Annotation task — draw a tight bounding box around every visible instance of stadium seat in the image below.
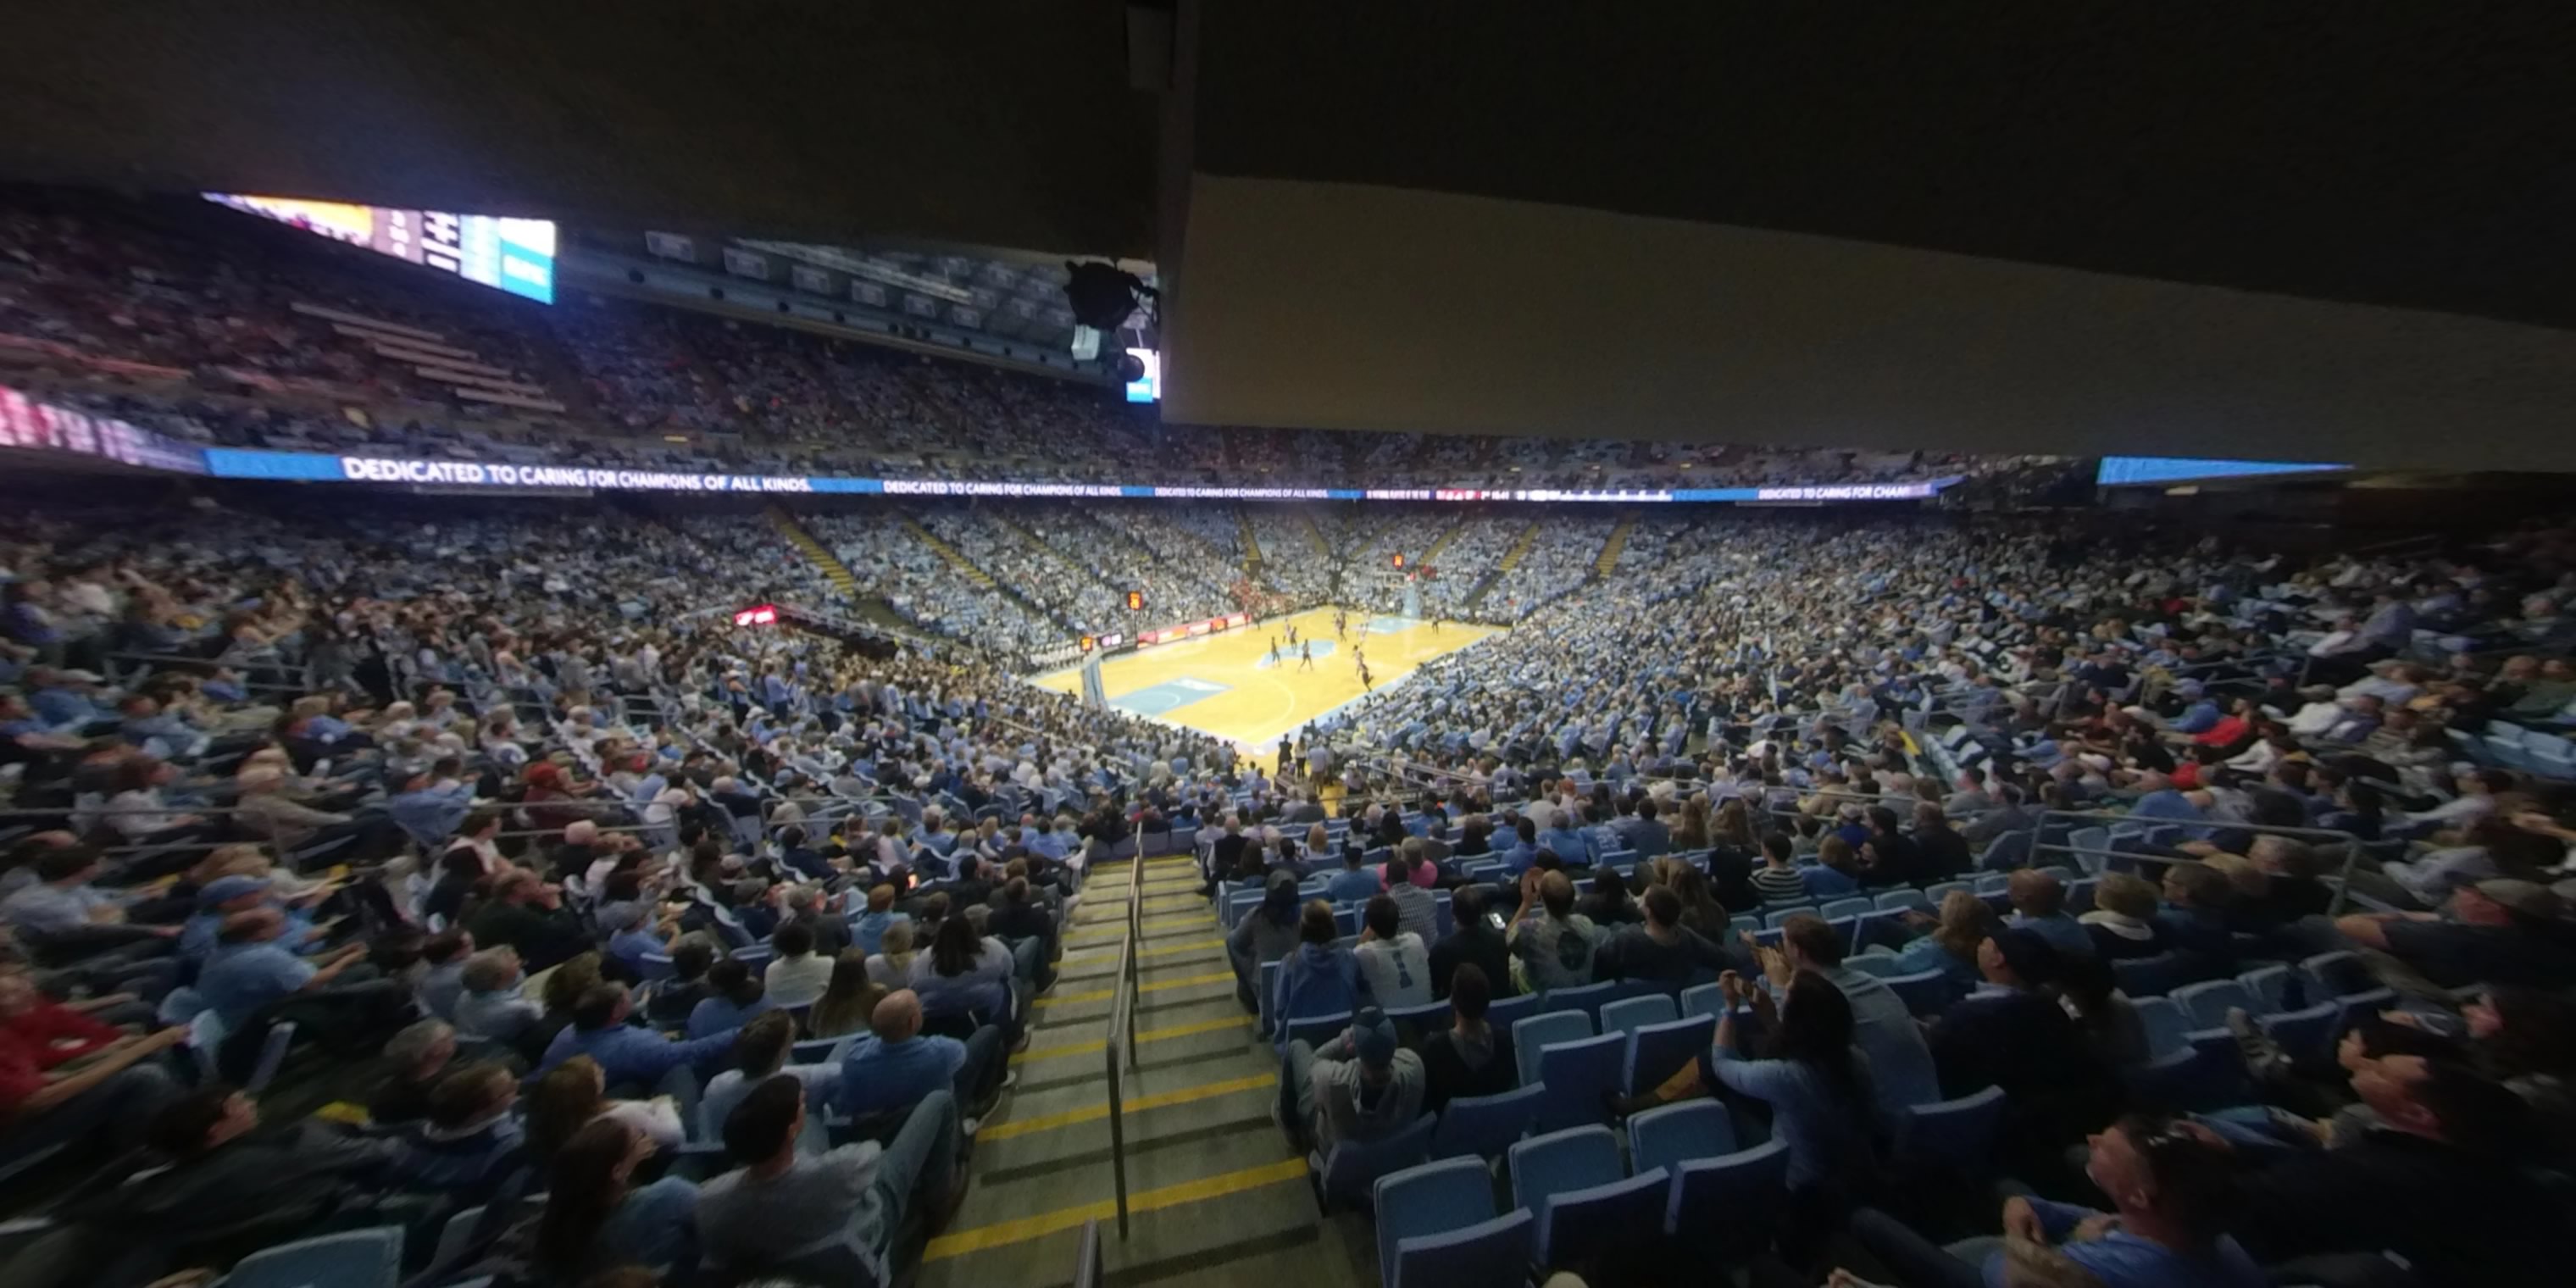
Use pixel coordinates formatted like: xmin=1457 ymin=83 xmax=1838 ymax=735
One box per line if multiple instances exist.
xmin=1430 ymin=1084 xmax=1546 ymax=1163
xmin=221 ymin=1227 xmax=404 ymax=1288
xmin=1507 ymin=1124 xmax=1624 ymax=1231
xmin=1538 ymin=980 xmax=1619 ymax=1022
xmin=1885 ymin=969 xmax=1956 ymax=1018
xmin=1894 ymin=1085 xmax=2008 ymax=1177
xmin=2257 ymin=1002 xmax=2344 ymax=1067
xmin=1597 ymin=994 xmax=1678 ymax=1035
xmin=1662 ymin=1141 xmax=1790 ymax=1256
xmin=1922 ymin=880 xmax=1969 ymax=906
xmin=1728 ymin=913 xmax=1761 ymax=937
xmin=1679 ymin=982 xmax=1727 ymax=1023
xmin=1391 ymin=1210 xmax=1535 ymax=1288
xmin=2112 ymin=952 xmax=2190 ymax=997
xmin=1976 ymin=831 xmax=2033 ymax=872
xmin=1313 ymin=1113 xmax=1436 ymax=1211
xmin=1874 ymin=889 xmax=1932 ymax=915
xmin=1531 ymin=1033 xmax=1627 ymax=1133
xmin=1374 ymin=1158 xmax=1499 ymax=1288
xmin=1285 ymin=1011 xmax=1352 ymax=1049
xmin=1512 ymin=1012 xmax=1596 ymax=1088
xmin=638 ymin=952 xmax=677 ymax=984
xmin=1623 ymin=1013 xmax=1715 ymax=1097
xmin=2299 ymin=950 xmax=2374 ymax=999
xmin=2238 ymin=964 xmax=2296 ymax=1015
xmin=1385 ymin=1001 xmax=1452 ymax=1044
xmin=1535 ymin=1167 xmax=1668 ymax=1269
xmin=1763 ymin=905 xmax=1819 ymax=928
xmin=1626 ymin=1099 xmax=1736 ymax=1174
xmin=2170 ymin=979 xmax=2254 ymax=1032
xmin=2132 ymin=996 xmax=2193 ymax=1060
xmin=1484 ymin=991 xmax=1541 ymax=1034
xmin=1821 ymin=897 xmax=1875 ymax=921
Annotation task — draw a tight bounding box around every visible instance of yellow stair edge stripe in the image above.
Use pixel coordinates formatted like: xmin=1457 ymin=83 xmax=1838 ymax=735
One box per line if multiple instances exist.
xmin=1058 ymin=938 xmax=1226 ymax=967
xmin=1064 ymin=913 xmax=1213 ymax=941
xmin=1012 ymin=1014 xmax=1249 ymax=1064
xmin=1035 ymin=969 xmax=1234 ymax=1008
xmin=923 ymin=1157 xmax=1308 ymax=1261
xmin=973 ymin=1072 xmax=1274 ymax=1142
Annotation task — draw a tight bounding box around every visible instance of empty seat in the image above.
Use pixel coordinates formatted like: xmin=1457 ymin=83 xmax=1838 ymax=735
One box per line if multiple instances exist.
xmin=222 ymin=1227 xmax=405 ymax=1288
xmin=1763 ymin=905 xmax=1820 ymax=928
xmin=2170 ymin=980 xmax=2254 ymax=1032
xmin=1513 ymin=1012 xmax=1597 ymax=1088
xmin=1391 ymin=1209 xmax=1534 ymax=1288
xmin=1538 ymin=980 xmax=1619 ymax=1022
xmin=1430 ymin=1084 xmax=1546 ymax=1163
xmin=2132 ymin=996 xmax=2193 ymax=1060
xmin=1313 ymin=1113 xmax=1436 ymax=1211
xmin=1485 ymin=992 xmax=1541 ymax=1034
xmin=1532 ymin=1033 xmax=1628 ymax=1133
xmin=1885 ymin=969 xmax=1957 ymax=1019
xmin=1624 ymin=1013 xmax=1716 ymax=1097
xmin=1598 ymin=994 xmax=1679 ymax=1035
xmin=1874 ymin=889 xmax=1933 ymax=915
xmin=1507 ymin=1124 xmax=1624 ymax=1230
xmin=1537 ymin=1167 xmax=1668 ymax=1269
xmin=1894 ymin=1085 xmax=2008 ymax=1177
xmin=1663 ymin=1141 xmax=1790 ymax=1257
xmin=1821 ymin=897 xmax=1875 ymax=921
xmin=2238 ymin=964 xmax=2296 ymax=1015
xmin=1842 ymin=952 xmax=1903 ymax=978
xmin=1374 ymin=1158 xmax=1499 ymax=1288
xmin=2299 ymin=950 xmax=2373 ymax=999
xmin=1922 ymin=880 xmax=1969 ymax=905
xmin=2257 ymin=1002 xmax=2343 ymax=1067
xmin=2112 ymin=952 xmax=2190 ymax=997
xmin=1679 ymin=981 xmax=1728 ymax=1023
xmin=1626 ymin=1099 xmax=1736 ymax=1174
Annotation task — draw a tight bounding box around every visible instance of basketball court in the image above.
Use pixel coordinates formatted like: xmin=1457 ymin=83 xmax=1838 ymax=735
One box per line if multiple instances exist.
xmin=1029 ymin=605 xmax=1500 ymax=763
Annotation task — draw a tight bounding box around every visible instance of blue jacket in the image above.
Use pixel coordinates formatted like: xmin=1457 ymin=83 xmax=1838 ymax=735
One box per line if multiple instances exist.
xmin=1272 ymin=943 xmax=1366 ymax=1050
xmin=541 ymin=1021 xmax=736 ymax=1085
xmin=836 ymin=1032 xmax=968 ymax=1117
xmin=1325 ymin=869 xmax=1382 ymax=904
xmin=1538 ymin=826 xmax=1598 ymax=867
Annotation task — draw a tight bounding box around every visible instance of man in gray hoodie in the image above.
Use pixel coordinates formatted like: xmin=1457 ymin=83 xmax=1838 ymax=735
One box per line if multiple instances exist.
xmin=1280 ymin=1007 xmax=1424 ymax=1160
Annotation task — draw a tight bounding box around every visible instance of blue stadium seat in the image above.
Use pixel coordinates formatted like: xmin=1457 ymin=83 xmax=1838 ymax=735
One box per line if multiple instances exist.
xmin=1921 ymin=880 xmax=1969 ymax=905
xmin=1334 ymin=905 xmax=1363 ymax=938
xmin=2299 ymin=950 xmax=2373 ymax=999
xmin=1623 ymin=1013 xmax=1715 ymax=1097
xmin=222 ymin=1227 xmax=404 ymax=1288
xmin=1842 ymin=952 xmax=1903 ymax=978
xmin=1391 ymin=1210 xmax=1534 ymax=1288
xmin=1626 ymin=1099 xmax=1736 ymax=1174
xmin=1385 ymin=1001 xmax=1452 ymax=1043
xmin=1531 ymin=1033 xmax=1627 ymax=1133
xmin=2132 ymin=996 xmax=2192 ymax=1060
xmin=1679 ymin=982 xmax=1727 ymax=1023
xmin=1537 ymin=1167 xmax=1668 ymax=1269
xmin=1976 ymin=831 xmax=2033 ymax=872
xmin=1484 ymin=991 xmax=1541 ymax=1034
xmin=2257 ymin=1002 xmax=2343 ymax=1067
xmin=1507 ymin=1124 xmax=1624 ymax=1232
xmin=1537 ymin=980 xmax=1619 ymax=1022
xmin=1763 ymin=905 xmax=1819 ymax=928
xmin=1314 ymin=1113 xmax=1436 ymax=1211
xmin=1512 ymin=1012 xmax=1596 ymax=1088
xmin=1885 ymin=969 xmax=1957 ymax=1019
xmin=1820 ymin=896 xmax=1875 ymax=922
xmin=1663 ymin=1141 xmax=1790 ymax=1256
xmin=1874 ymin=889 xmax=1933 ymax=915
xmin=1430 ymin=1084 xmax=1546 ymax=1163
xmin=1728 ymin=913 xmax=1761 ymax=936
xmin=638 ymin=951 xmax=677 ymax=983
xmin=1374 ymin=1158 xmax=1498 ymax=1288
xmin=2112 ymin=952 xmax=2190 ymax=997
xmin=2171 ymin=980 xmax=2254 ymax=1032
xmin=1894 ymin=1085 xmax=2008 ymax=1177
xmin=1286 ymin=1011 xmax=1352 ymax=1049
xmin=2238 ymin=964 xmax=2296 ymax=1015
xmin=1597 ymin=994 xmax=1678 ymax=1035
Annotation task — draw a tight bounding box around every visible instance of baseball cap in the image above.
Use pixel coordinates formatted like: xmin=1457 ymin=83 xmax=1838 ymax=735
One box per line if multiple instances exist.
xmin=198 ymin=874 xmax=274 ymax=908
xmin=1349 ymin=1008 xmax=1397 ymax=1070
xmin=2473 ymin=879 xmax=2563 ymax=921
xmin=1987 ymin=928 xmax=2060 ymax=984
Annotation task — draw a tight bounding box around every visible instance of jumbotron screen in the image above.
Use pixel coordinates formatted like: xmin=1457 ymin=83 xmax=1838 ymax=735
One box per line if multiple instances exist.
xmin=204 ymin=194 xmax=556 ymax=304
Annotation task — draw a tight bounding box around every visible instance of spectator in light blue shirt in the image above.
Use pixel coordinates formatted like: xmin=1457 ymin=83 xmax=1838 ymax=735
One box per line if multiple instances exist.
xmin=1494 ymin=817 xmax=1540 ymax=875
xmin=542 ymin=981 xmax=741 ymax=1086
xmin=386 ymin=762 xmax=476 ymax=852
xmin=1537 ymin=809 xmax=1596 ymax=868
xmin=28 ymin=668 xmax=109 ymax=731
xmin=2005 ymin=869 xmax=2096 ymax=961
xmin=686 ymin=959 xmax=778 ymax=1040
xmin=836 ymin=988 xmax=1003 ymax=1118
xmin=1324 ymin=847 xmax=1382 ymax=904
xmin=197 ymin=908 xmax=375 ymax=1029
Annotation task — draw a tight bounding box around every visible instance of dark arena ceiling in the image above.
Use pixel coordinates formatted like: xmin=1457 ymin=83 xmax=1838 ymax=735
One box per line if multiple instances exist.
xmin=5 ymin=2 xmax=2572 ymax=469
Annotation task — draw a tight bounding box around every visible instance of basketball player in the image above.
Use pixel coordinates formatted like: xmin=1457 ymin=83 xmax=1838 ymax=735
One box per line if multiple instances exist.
xmin=1298 ymin=640 xmax=1314 ymax=670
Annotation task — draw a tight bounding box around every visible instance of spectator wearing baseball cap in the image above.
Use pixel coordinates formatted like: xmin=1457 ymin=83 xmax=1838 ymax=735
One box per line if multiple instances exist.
xmin=1924 ymin=929 xmax=2121 ymax=1164
xmin=2333 ymin=878 xmax=2576 ymax=990
xmin=1280 ymin=1006 xmax=1424 ymax=1160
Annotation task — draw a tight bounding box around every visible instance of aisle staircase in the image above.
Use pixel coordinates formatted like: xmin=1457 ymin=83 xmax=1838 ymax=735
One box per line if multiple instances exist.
xmin=1296 ymin=511 xmax=1331 ymax=560
xmin=766 ymin=508 xmax=859 ymax=599
xmin=900 ymin=515 xmax=999 ymax=589
xmin=1493 ymin=519 xmax=1542 ymax=573
xmin=1418 ymin=517 xmax=1470 ymax=566
xmin=1237 ymin=507 xmax=1265 ymax=575
xmin=918 ymin=851 xmax=1340 ymax=1288
xmin=1592 ymin=512 xmax=1640 ymax=577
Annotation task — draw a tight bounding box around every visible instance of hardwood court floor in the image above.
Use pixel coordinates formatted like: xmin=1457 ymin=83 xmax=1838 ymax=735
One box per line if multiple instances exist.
xmin=1030 ymin=606 xmax=1501 ymax=762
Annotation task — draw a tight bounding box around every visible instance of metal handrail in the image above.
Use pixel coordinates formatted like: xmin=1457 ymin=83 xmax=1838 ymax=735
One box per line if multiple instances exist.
xmin=1097 ymin=818 xmax=1148 ymax=1239
xmin=2028 ymin=807 xmax=2369 ymax=916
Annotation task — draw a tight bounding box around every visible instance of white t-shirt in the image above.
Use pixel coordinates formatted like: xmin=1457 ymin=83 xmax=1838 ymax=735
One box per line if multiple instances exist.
xmin=1353 ymin=932 xmax=1432 ymax=1008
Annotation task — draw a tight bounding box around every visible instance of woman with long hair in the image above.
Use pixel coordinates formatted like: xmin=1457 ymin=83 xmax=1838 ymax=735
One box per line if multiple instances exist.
xmin=1708 ymin=969 xmax=1880 ymax=1262
xmin=1671 ymin=796 xmax=1712 ymax=851
xmin=866 ymin=921 xmax=918 ymax=992
xmin=806 ymin=948 xmax=885 ymax=1039
xmin=530 ymin=1117 xmax=697 ymax=1279
xmin=1711 ymin=798 xmax=1757 ymax=854
xmin=1657 ymin=858 xmax=1732 ymax=937
xmin=523 ymin=1054 xmax=684 ymax=1162
xmin=910 ymin=909 xmax=1018 ymax=1035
